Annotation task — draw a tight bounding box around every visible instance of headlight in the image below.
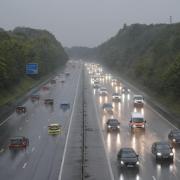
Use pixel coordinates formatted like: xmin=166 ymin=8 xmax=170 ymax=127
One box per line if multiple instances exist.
xmin=170 ymin=152 xmax=174 ymax=156
xmin=173 ymin=139 xmax=176 ymax=142
xmin=108 ymin=125 xmax=111 ymax=128
xmin=133 ymin=125 xmax=136 ymax=128
xmin=136 ymin=161 xmax=139 ymax=165
xmin=157 ymin=152 xmax=162 ymax=156
xmin=121 ymin=161 xmax=124 ymax=165
xmin=117 ymin=125 xmax=120 ymax=128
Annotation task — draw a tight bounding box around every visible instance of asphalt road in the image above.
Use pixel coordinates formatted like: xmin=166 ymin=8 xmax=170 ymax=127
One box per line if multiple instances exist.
xmin=0 ymin=61 xmax=82 ymax=180
xmin=1 ymin=61 xmax=180 ymax=180
xmin=85 ymin=65 xmax=180 ymax=180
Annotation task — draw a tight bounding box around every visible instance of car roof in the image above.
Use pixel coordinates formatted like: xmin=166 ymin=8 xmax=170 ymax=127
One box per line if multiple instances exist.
xmin=10 ymin=136 xmax=26 ymax=140
xmin=171 ymin=129 xmax=180 ymax=133
xmin=49 ymin=123 xmax=59 ymax=126
xmin=107 ymin=118 xmax=118 ymax=122
xmin=133 ymin=95 xmax=143 ymax=98
xmin=154 ymin=141 xmax=170 ymax=146
xmin=120 ymin=148 xmax=135 ymax=153
xmin=131 ymin=112 xmax=143 ymax=118
xmin=112 ymin=92 xmax=120 ymax=95
xmin=103 ymin=103 xmax=112 ymax=106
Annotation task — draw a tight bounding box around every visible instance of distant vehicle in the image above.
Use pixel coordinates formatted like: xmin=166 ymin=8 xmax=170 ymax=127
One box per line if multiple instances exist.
xmin=60 ymin=102 xmax=70 ymax=111
xmin=9 ymin=136 xmax=29 ymax=149
xmin=133 ymin=95 xmax=144 ymax=108
xmin=48 ymin=123 xmax=61 ymax=135
xmin=129 ymin=112 xmax=146 ymax=129
xmin=93 ymin=83 xmax=100 ymax=89
xmin=111 ymin=78 xmax=117 ymax=85
xmin=42 ymin=86 xmax=49 ymax=91
xmin=151 ymin=142 xmax=174 ymax=161
xmin=99 ymin=87 xmax=108 ymax=96
xmin=117 ymin=148 xmax=139 ymax=168
xmin=60 ymin=77 xmax=65 ymax=83
xmin=122 ymin=87 xmax=130 ymax=94
xmin=102 ymin=103 xmax=113 ymax=114
xmin=16 ymin=106 xmax=27 ymax=114
xmin=44 ymin=98 xmax=54 ymax=105
xmin=112 ymin=93 xmax=121 ymax=102
xmin=168 ymin=129 xmax=180 ymax=144
xmin=106 ymin=118 xmax=120 ymax=132
xmin=50 ymin=79 xmax=56 ymax=84
xmin=65 ymin=72 xmax=70 ymax=76
xmin=116 ymin=81 xmax=121 ymax=87
xmin=31 ymin=94 xmax=40 ymax=102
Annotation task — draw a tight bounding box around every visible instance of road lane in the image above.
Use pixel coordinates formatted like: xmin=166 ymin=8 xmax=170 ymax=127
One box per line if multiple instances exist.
xmin=85 ymin=64 xmax=180 ymax=180
xmin=0 ymin=61 xmax=82 ymax=180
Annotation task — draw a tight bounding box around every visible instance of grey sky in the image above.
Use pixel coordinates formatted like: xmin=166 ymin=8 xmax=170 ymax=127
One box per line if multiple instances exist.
xmin=0 ymin=0 xmax=180 ymax=47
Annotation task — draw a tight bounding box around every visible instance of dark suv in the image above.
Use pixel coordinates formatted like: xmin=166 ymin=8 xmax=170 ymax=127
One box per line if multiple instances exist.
xmin=117 ymin=148 xmax=139 ymax=168
xmin=168 ymin=129 xmax=180 ymax=144
xmin=151 ymin=142 xmax=174 ymax=161
xmin=106 ymin=118 xmax=120 ymax=132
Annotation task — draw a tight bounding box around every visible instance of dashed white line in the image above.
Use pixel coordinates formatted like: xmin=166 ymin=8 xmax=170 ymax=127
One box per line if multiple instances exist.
xmin=31 ymin=147 xmax=35 ymax=152
xmin=22 ymin=162 xmax=27 ymax=169
xmin=152 ymin=176 xmax=156 ymax=180
xmin=38 ymin=136 xmax=41 ymax=139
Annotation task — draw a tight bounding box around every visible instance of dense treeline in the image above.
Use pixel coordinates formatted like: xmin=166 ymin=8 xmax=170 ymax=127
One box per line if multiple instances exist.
xmin=0 ymin=27 xmax=68 ymax=89
xmin=90 ymin=23 xmax=180 ymax=102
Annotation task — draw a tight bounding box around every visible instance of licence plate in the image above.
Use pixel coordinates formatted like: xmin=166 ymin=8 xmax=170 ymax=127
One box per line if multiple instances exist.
xmin=127 ymin=164 xmax=134 ymax=167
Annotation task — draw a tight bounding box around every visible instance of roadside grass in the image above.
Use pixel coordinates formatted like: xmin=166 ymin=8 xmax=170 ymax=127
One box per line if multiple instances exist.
xmin=0 ymin=77 xmax=39 ymax=106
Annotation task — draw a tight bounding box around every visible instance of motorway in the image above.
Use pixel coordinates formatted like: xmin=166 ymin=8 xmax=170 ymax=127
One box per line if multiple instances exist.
xmin=0 ymin=60 xmax=180 ymax=180
xmin=85 ymin=63 xmax=180 ymax=180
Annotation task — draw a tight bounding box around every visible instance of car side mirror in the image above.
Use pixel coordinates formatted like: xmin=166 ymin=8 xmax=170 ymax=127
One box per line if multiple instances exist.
xmin=144 ymin=120 xmax=146 ymax=123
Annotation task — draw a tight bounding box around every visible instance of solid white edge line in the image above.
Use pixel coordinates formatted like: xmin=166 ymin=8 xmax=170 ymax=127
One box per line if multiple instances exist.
xmin=58 ymin=63 xmax=82 ymax=180
xmin=22 ymin=162 xmax=27 ymax=169
xmin=90 ymin=75 xmax=114 ymax=180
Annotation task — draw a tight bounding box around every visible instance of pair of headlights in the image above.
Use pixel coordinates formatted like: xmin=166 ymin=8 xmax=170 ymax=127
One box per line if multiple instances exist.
xmin=157 ymin=152 xmax=173 ymax=156
xmin=120 ymin=161 xmax=139 ymax=165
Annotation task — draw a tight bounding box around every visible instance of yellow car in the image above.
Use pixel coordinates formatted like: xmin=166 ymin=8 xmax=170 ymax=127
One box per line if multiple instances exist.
xmin=48 ymin=123 xmax=61 ymax=135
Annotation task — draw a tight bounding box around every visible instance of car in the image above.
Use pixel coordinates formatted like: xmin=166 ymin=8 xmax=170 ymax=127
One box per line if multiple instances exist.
xmin=65 ymin=72 xmax=70 ymax=76
xmin=48 ymin=123 xmax=61 ymax=135
xmin=44 ymin=98 xmax=54 ymax=105
xmin=106 ymin=118 xmax=120 ymax=132
xmin=93 ymin=83 xmax=100 ymax=89
xmin=99 ymin=87 xmax=108 ymax=96
xmin=129 ymin=112 xmax=146 ymax=129
xmin=152 ymin=142 xmax=174 ymax=161
xmin=133 ymin=95 xmax=144 ymax=108
xmin=122 ymin=87 xmax=130 ymax=94
xmin=117 ymin=148 xmax=139 ymax=168
xmin=111 ymin=78 xmax=117 ymax=85
xmin=60 ymin=102 xmax=70 ymax=111
xmin=31 ymin=94 xmax=40 ymax=102
xmin=112 ymin=93 xmax=121 ymax=102
xmin=42 ymin=86 xmax=49 ymax=91
xmin=102 ymin=103 xmax=113 ymax=114
xmin=16 ymin=106 xmax=27 ymax=114
xmin=50 ymin=79 xmax=56 ymax=84
xmin=60 ymin=78 xmax=65 ymax=83
xmin=9 ymin=136 xmax=29 ymax=149
xmin=168 ymin=129 xmax=180 ymax=144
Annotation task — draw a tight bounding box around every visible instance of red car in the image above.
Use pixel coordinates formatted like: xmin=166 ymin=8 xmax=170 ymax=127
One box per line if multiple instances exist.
xmin=9 ymin=136 xmax=29 ymax=149
xmin=44 ymin=98 xmax=54 ymax=105
xmin=16 ymin=106 xmax=27 ymax=113
xmin=42 ymin=86 xmax=49 ymax=91
xmin=31 ymin=94 xmax=40 ymax=102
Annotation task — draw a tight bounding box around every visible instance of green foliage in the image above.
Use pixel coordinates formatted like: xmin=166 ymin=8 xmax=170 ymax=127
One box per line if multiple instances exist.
xmin=0 ymin=27 xmax=68 ymax=90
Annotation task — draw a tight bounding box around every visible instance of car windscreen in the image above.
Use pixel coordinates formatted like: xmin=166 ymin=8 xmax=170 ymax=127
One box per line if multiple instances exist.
xmin=132 ymin=118 xmax=144 ymax=123
xmin=156 ymin=144 xmax=170 ymax=150
xmin=104 ymin=104 xmax=112 ymax=108
xmin=49 ymin=126 xmax=60 ymax=130
xmin=121 ymin=152 xmax=136 ymax=158
xmin=109 ymin=119 xmax=118 ymax=125
xmin=134 ymin=97 xmax=143 ymax=100
xmin=10 ymin=139 xmax=22 ymax=145
xmin=173 ymin=132 xmax=180 ymax=137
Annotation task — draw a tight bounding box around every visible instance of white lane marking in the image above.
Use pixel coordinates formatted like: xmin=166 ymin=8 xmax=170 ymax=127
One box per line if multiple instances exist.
xmin=0 ymin=117 xmax=10 ymax=127
xmin=25 ymin=119 xmax=29 ymax=122
xmin=147 ymin=104 xmax=177 ymax=129
xmin=92 ymin=93 xmax=115 ymax=180
xmin=38 ymin=136 xmax=41 ymax=139
xmin=31 ymin=147 xmax=35 ymax=152
xmin=48 ymin=119 xmax=50 ymax=122
xmin=58 ymin=65 xmax=82 ymax=180
xmin=0 ymin=148 xmax=4 ymax=153
xmin=152 ymin=176 xmax=156 ymax=180
xmin=22 ymin=162 xmax=27 ymax=169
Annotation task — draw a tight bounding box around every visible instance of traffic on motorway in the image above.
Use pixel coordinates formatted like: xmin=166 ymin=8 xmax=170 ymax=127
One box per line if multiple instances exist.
xmin=85 ymin=62 xmax=180 ymax=180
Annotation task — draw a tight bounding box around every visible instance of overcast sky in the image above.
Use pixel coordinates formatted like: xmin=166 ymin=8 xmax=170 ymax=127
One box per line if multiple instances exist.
xmin=0 ymin=0 xmax=180 ymax=47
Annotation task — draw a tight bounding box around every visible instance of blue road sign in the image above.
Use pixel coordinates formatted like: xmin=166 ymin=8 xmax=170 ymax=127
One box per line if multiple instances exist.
xmin=26 ymin=63 xmax=38 ymax=75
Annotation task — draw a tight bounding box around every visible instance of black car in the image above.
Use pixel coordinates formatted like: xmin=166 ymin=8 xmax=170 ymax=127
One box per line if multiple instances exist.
xmin=168 ymin=129 xmax=180 ymax=144
xmin=106 ymin=118 xmax=120 ymax=132
xmin=121 ymin=87 xmax=130 ymax=94
xmin=117 ymin=148 xmax=139 ymax=168
xmin=151 ymin=142 xmax=174 ymax=161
